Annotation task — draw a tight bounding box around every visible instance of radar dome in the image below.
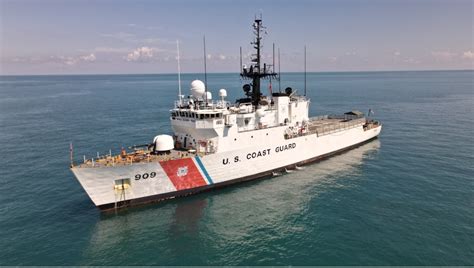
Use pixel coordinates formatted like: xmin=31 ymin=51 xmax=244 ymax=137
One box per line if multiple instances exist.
xmin=190 ymin=80 xmax=205 ymax=98
xmin=219 ymin=89 xmax=227 ymax=98
xmin=153 ymin=135 xmax=174 ymax=152
xmin=256 ymin=108 xmax=266 ymax=117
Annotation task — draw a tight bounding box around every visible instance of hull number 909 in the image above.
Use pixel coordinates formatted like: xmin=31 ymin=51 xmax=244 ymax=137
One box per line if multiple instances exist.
xmin=135 ymin=172 xmax=156 ymax=180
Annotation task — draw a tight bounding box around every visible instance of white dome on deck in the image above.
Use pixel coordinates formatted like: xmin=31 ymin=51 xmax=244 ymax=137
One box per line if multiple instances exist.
xmin=256 ymin=108 xmax=266 ymax=117
xmin=219 ymin=89 xmax=227 ymax=98
xmin=190 ymin=80 xmax=205 ymax=98
xmin=153 ymin=135 xmax=174 ymax=151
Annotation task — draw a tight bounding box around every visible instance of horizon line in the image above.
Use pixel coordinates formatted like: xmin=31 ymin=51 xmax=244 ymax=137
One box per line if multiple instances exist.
xmin=0 ymin=69 xmax=472 ymax=77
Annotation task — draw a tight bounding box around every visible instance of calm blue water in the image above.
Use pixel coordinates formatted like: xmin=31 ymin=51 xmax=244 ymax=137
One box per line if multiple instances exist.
xmin=0 ymin=71 xmax=473 ymax=265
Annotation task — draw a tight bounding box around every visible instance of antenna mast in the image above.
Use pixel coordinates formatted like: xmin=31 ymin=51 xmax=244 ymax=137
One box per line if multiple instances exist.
xmin=240 ymin=46 xmax=242 ymax=73
xmin=203 ymin=35 xmax=208 ymax=106
xmin=278 ymin=47 xmax=281 ymax=92
xmin=304 ymin=45 xmax=307 ymax=96
xmin=177 ymin=40 xmax=182 ymax=105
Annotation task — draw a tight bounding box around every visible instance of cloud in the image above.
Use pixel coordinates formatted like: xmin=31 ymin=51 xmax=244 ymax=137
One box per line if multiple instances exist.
xmin=125 ymin=47 xmax=155 ymax=61
xmin=462 ymin=50 xmax=474 ymax=60
xmin=7 ymin=53 xmax=97 ymax=65
xmin=431 ymin=51 xmax=457 ymax=61
xmin=403 ymin=57 xmax=420 ymax=64
xmin=58 ymin=53 xmax=96 ymax=65
xmin=80 ymin=53 xmax=96 ymax=62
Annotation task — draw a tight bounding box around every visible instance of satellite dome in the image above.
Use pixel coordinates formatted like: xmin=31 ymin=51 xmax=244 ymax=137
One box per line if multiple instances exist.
xmin=190 ymin=80 xmax=205 ymax=98
xmin=153 ymin=135 xmax=174 ymax=152
xmin=219 ymin=88 xmax=227 ymax=98
xmin=256 ymin=108 xmax=266 ymax=117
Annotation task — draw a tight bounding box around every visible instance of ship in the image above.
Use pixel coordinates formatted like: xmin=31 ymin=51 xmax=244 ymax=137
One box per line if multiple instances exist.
xmin=70 ymin=18 xmax=382 ymax=210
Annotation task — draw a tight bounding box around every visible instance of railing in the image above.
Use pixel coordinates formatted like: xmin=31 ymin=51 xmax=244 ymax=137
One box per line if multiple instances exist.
xmin=285 ymin=117 xmax=366 ymax=140
xmin=308 ymin=118 xmax=366 ymax=137
xmin=174 ymin=100 xmax=230 ymax=110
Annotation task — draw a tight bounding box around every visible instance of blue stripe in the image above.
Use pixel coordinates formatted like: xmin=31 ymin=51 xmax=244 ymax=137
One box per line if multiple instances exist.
xmin=194 ymin=156 xmax=213 ymax=184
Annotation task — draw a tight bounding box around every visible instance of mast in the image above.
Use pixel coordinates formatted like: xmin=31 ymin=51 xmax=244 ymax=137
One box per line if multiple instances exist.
xmin=177 ymin=40 xmax=182 ymax=105
xmin=240 ymin=18 xmax=278 ymax=106
xmin=203 ymin=35 xmax=208 ymax=106
xmin=304 ymin=45 xmax=306 ymax=96
xmin=278 ymin=47 xmax=281 ymax=92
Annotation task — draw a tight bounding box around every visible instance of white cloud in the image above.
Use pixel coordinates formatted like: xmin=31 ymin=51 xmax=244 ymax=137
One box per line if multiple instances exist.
xmin=462 ymin=50 xmax=474 ymax=60
xmin=7 ymin=53 xmax=97 ymax=65
xmin=125 ymin=46 xmax=155 ymax=61
xmin=403 ymin=57 xmax=420 ymax=64
xmin=431 ymin=51 xmax=457 ymax=61
xmin=80 ymin=53 xmax=96 ymax=62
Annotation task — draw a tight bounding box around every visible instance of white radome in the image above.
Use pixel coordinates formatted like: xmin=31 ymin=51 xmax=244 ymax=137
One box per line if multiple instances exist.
xmin=219 ymin=88 xmax=227 ymax=98
xmin=153 ymin=135 xmax=174 ymax=151
xmin=256 ymin=108 xmax=266 ymax=117
xmin=190 ymin=80 xmax=205 ymax=98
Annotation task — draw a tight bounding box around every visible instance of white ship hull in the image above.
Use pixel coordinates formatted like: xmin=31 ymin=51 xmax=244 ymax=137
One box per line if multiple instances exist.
xmin=71 ymin=124 xmax=382 ymax=210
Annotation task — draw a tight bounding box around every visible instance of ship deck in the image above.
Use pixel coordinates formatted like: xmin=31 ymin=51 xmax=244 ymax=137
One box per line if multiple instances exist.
xmin=74 ymin=115 xmax=378 ymax=168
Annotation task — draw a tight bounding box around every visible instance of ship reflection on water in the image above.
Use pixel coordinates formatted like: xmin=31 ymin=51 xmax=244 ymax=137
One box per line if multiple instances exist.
xmin=81 ymin=140 xmax=380 ymax=264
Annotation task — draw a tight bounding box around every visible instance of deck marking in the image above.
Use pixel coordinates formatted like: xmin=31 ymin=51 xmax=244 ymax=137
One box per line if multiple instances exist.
xmin=194 ymin=156 xmax=214 ymax=184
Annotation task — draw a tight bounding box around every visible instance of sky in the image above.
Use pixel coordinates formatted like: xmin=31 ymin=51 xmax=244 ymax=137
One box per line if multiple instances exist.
xmin=0 ymin=0 xmax=472 ymax=75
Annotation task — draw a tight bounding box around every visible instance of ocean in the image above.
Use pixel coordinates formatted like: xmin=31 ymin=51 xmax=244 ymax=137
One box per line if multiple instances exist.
xmin=0 ymin=71 xmax=472 ymax=265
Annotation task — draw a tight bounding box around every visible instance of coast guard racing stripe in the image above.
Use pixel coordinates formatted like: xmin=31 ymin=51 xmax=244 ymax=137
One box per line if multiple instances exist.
xmin=159 ymin=158 xmax=207 ymax=190
xmin=194 ymin=156 xmax=213 ymax=184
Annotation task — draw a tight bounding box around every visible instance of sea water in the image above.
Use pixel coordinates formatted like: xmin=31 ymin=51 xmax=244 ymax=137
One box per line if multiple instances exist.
xmin=0 ymin=71 xmax=472 ymax=265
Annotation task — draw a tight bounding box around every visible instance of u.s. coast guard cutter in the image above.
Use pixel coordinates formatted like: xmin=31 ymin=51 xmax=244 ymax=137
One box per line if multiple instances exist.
xmin=71 ymin=19 xmax=382 ymax=210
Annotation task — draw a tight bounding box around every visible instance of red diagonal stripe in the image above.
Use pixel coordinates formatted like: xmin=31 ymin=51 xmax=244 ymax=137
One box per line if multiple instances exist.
xmin=159 ymin=158 xmax=207 ymax=191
